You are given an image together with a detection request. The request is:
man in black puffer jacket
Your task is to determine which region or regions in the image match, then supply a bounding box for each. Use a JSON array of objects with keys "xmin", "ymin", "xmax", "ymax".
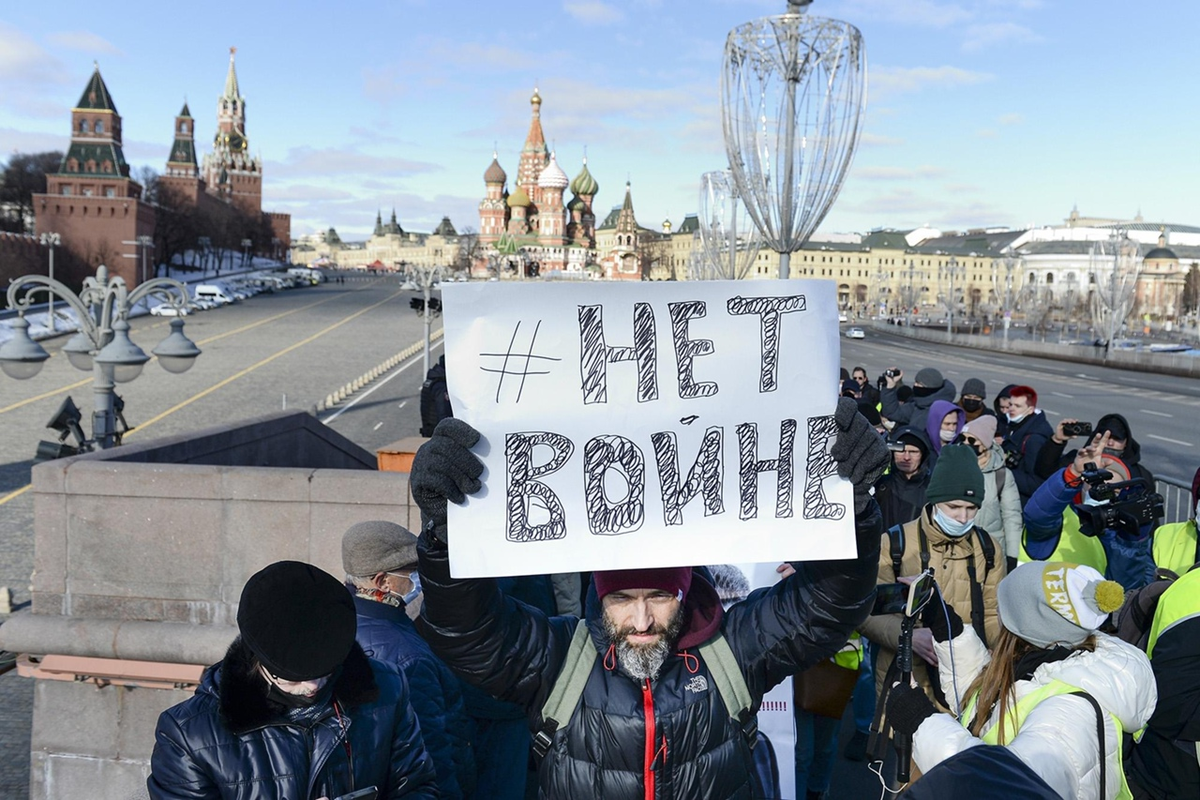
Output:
[
  {"xmin": 148, "ymin": 561, "xmax": 437, "ymax": 800},
  {"xmin": 411, "ymin": 397, "xmax": 888, "ymax": 800}
]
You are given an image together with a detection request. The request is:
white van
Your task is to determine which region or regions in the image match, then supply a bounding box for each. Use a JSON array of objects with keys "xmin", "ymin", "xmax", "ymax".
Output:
[
  {"xmin": 287, "ymin": 267, "xmax": 320, "ymax": 286},
  {"xmin": 194, "ymin": 284, "xmax": 237, "ymax": 305}
]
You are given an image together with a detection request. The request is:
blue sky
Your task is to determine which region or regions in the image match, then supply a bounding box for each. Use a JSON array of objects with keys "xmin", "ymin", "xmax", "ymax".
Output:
[{"xmin": 1, "ymin": 1, "xmax": 1196, "ymax": 240}]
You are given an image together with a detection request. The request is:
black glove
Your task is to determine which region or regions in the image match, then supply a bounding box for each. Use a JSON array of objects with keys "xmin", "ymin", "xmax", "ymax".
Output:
[
  {"xmin": 830, "ymin": 396, "xmax": 890, "ymax": 514},
  {"xmin": 919, "ymin": 586, "xmax": 964, "ymax": 642},
  {"xmin": 886, "ymin": 681, "xmax": 936, "ymax": 737},
  {"xmin": 410, "ymin": 418, "xmax": 484, "ymax": 542}
]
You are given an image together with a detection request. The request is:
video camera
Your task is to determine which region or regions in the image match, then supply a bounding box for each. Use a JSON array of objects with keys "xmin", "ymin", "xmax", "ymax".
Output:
[
  {"xmin": 1075, "ymin": 463, "xmax": 1164, "ymax": 537},
  {"xmin": 1001, "ymin": 439, "xmax": 1022, "ymax": 471}
]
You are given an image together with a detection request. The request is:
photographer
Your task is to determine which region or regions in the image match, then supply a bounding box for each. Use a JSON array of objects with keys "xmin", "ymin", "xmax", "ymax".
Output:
[
  {"xmin": 1034, "ymin": 414, "xmax": 1155, "ymax": 491},
  {"xmin": 879, "ymin": 367, "xmax": 956, "ymax": 434},
  {"xmin": 1020, "ymin": 431, "xmax": 1159, "ymax": 591}
]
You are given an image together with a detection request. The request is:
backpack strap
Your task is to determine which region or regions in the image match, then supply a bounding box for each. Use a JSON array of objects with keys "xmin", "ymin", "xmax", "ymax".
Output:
[
  {"xmin": 973, "ymin": 527, "xmax": 997, "ymax": 579},
  {"xmin": 887, "ymin": 524, "xmax": 906, "ymax": 580},
  {"xmin": 1069, "ymin": 690, "xmax": 1106, "ymax": 799},
  {"xmin": 698, "ymin": 634, "xmax": 758, "ymax": 750},
  {"xmin": 534, "ymin": 619, "xmax": 596, "ymax": 758},
  {"xmin": 994, "ymin": 468, "xmax": 1006, "ymax": 495}
]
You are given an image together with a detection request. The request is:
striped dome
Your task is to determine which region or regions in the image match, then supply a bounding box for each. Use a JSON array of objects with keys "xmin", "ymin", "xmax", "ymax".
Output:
[
  {"xmin": 537, "ymin": 152, "xmax": 569, "ymax": 190},
  {"xmin": 484, "ymin": 157, "xmax": 507, "ymax": 184},
  {"xmin": 571, "ymin": 159, "xmax": 599, "ymax": 196}
]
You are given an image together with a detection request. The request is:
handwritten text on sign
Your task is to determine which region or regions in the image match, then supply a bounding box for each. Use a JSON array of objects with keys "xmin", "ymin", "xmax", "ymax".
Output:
[{"xmin": 442, "ymin": 280, "xmax": 852, "ymax": 577}]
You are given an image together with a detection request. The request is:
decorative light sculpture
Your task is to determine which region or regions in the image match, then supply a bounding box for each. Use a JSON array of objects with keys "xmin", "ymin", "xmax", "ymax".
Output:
[
  {"xmin": 697, "ymin": 170, "xmax": 763, "ymax": 281},
  {"xmin": 1089, "ymin": 230, "xmax": 1142, "ymax": 359},
  {"xmin": 722, "ymin": 0, "xmax": 866, "ymax": 279}
]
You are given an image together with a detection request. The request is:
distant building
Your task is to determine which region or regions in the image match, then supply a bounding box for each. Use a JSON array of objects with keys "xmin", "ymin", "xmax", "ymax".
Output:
[{"xmin": 288, "ymin": 211, "xmax": 463, "ymax": 270}]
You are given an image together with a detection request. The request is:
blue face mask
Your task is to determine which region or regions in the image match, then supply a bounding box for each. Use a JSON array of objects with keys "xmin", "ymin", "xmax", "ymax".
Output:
[
  {"xmin": 401, "ymin": 572, "xmax": 423, "ymax": 605},
  {"xmin": 933, "ymin": 507, "xmax": 976, "ymax": 538}
]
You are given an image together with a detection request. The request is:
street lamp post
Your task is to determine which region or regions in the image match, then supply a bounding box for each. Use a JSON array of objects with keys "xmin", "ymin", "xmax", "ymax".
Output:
[
  {"xmin": 904, "ymin": 259, "xmax": 919, "ymax": 329},
  {"xmin": 0, "ymin": 264, "xmax": 201, "ymax": 449},
  {"xmin": 241, "ymin": 238, "xmax": 253, "ymax": 270},
  {"xmin": 136, "ymin": 235, "xmax": 154, "ymax": 284},
  {"xmin": 945, "ymin": 256, "xmax": 963, "ymax": 337},
  {"xmin": 403, "ymin": 263, "xmax": 443, "ymax": 377},
  {"xmin": 38, "ymin": 232, "xmax": 61, "ymax": 332}
]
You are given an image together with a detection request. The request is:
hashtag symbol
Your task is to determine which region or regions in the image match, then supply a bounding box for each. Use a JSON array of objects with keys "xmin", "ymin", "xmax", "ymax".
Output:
[{"xmin": 480, "ymin": 320, "xmax": 562, "ymax": 404}]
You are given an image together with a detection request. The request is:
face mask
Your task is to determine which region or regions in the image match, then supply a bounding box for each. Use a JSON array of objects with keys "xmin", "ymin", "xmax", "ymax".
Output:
[
  {"xmin": 261, "ymin": 668, "xmax": 330, "ymax": 708},
  {"xmin": 933, "ymin": 507, "xmax": 975, "ymax": 537},
  {"xmin": 939, "ymin": 428, "xmax": 957, "ymax": 443},
  {"xmin": 1103, "ymin": 447, "xmax": 1125, "ymax": 459},
  {"xmin": 400, "ymin": 572, "xmax": 423, "ymax": 605},
  {"xmin": 961, "ymin": 398, "xmax": 982, "ymax": 412},
  {"xmin": 1006, "ymin": 412, "xmax": 1026, "ymax": 424}
]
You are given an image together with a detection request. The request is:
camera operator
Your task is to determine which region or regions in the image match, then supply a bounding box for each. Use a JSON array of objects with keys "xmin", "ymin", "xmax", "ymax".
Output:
[
  {"xmin": 1020, "ymin": 431, "xmax": 1159, "ymax": 591},
  {"xmin": 880, "ymin": 367, "xmax": 956, "ymax": 434}
]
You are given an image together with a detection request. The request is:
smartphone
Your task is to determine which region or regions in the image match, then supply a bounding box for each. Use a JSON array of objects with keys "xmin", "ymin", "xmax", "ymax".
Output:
[
  {"xmin": 332, "ymin": 789, "xmax": 378, "ymax": 800},
  {"xmin": 1063, "ymin": 421, "xmax": 1093, "ymax": 438},
  {"xmin": 905, "ymin": 569, "xmax": 936, "ymax": 618},
  {"xmin": 872, "ymin": 583, "xmax": 907, "ymax": 615}
]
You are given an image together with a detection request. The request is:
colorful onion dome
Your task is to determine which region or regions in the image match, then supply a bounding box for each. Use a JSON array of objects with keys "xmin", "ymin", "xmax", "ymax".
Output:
[
  {"xmin": 537, "ymin": 152, "xmax": 569, "ymax": 190},
  {"xmin": 484, "ymin": 154, "xmax": 507, "ymax": 184},
  {"xmin": 507, "ymin": 186, "xmax": 531, "ymax": 207},
  {"xmin": 570, "ymin": 158, "xmax": 599, "ymax": 196}
]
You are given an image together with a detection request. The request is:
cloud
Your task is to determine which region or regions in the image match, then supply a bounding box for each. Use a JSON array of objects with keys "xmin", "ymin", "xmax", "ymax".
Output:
[
  {"xmin": 833, "ymin": 0, "xmax": 972, "ymax": 28},
  {"xmin": 854, "ymin": 164, "xmax": 947, "ymax": 181},
  {"xmin": 860, "ymin": 132, "xmax": 904, "ymax": 147},
  {"xmin": 266, "ymin": 146, "xmax": 443, "ymax": 180},
  {"xmin": 0, "ymin": 22, "xmax": 72, "ymax": 117},
  {"xmin": 870, "ymin": 65, "xmax": 993, "ymax": 98},
  {"xmin": 265, "ymin": 183, "xmax": 355, "ymax": 202},
  {"xmin": 46, "ymin": 31, "xmax": 123, "ymax": 56},
  {"xmin": 975, "ymin": 128, "xmax": 998, "ymax": 138},
  {"xmin": 563, "ymin": 1, "xmax": 625, "ymax": 24},
  {"xmin": 962, "ymin": 22, "xmax": 1043, "ymax": 52},
  {"xmin": 0, "ymin": 127, "xmax": 67, "ymax": 156},
  {"xmin": 998, "ymin": 113, "xmax": 1024, "ymax": 126}
]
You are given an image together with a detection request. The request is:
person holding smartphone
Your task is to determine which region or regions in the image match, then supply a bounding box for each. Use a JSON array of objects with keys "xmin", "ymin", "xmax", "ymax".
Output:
[{"xmin": 148, "ymin": 561, "xmax": 437, "ymax": 799}]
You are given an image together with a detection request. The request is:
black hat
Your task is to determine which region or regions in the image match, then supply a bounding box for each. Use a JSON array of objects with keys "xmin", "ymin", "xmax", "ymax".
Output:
[
  {"xmin": 961, "ymin": 378, "xmax": 987, "ymax": 399},
  {"xmin": 857, "ymin": 399, "xmax": 882, "ymax": 426},
  {"xmin": 237, "ymin": 561, "xmax": 357, "ymax": 681}
]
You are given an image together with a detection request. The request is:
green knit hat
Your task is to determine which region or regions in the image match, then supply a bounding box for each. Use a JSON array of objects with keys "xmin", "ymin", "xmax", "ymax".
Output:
[{"xmin": 926, "ymin": 444, "xmax": 985, "ymax": 506}]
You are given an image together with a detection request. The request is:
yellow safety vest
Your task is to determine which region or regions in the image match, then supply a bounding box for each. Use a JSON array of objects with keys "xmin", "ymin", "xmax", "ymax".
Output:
[
  {"xmin": 1151, "ymin": 521, "xmax": 1199, "ymax": 577},
  {"xmin": 833, "ymin": 633, "xmax": 864, "ymax": 671},
  {"xmin": 1019, "ymin": 508, "xmax": 1107, "ymax": 575},
  {"xmin": 962, "ymin": 678, "xmax": 1132, "ymax": 799},
  {"xmin": 1142, "ymin": 568, "xmax": 1200, "ymax": 764}
]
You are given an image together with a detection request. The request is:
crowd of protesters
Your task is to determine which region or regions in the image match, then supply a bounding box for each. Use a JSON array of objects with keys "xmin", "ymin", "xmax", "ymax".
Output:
[{"xmin": 143, "ymin": 356, "xmax": 1200, "ymax": 799}]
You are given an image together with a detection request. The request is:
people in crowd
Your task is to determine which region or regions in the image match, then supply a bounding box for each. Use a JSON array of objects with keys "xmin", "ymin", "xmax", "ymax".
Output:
[
  {"xmin": 1000, "ymin": 385, "xmax": 1054, "ymax": 507},
  {"xmin": 880, "ymin": 367, "xmax": 957, "ymax": 434},
  {"xmin": 857, "ymin": 398, "xmax": 888, "ymax": 438},
  {"xmin": 861, "ymin": 445, "xmax": 1004, "ymax": 717},
  {"xmin": 960, "ymin": 416, "xmax": 1023, "ymax": 573},
  {"xmin": 408, "ymin": 400, "xmax": 889, "ymax": 800},
  {"xmin": 841, "ymin": 378, "xmax": 862, "ymax": 399},
  {"xmin": 1021, "ymin": 430, "xmax": 1157, "ymax": 591},
  {"xmin": 852, "ymin": 365, "xmax": 880, "ymax": 406},
  {"xmin": 419, "ymin": 354, "xmax": 453, "ymax": 438},
  {"xmin": 1150, "ymin": 467, "xmax": 1200, "ymax": 574},
  {"xmin": 343, "ymin": 520, "xmax": 477, "ymax": 799},
  {"xmin": 993, "ymin": 384, "xmax": 1016, "ymax": 442},
  {"xmin": 1127, "ymin": 564, "xmax": 1200, "ymax": 798},
  {"xmin": 148, "ymin": 561, "xmax": 437, "ymax": 799},
  {"xmin": 885, "ymin": 561, "xmax": 1156, "ymax": 800},
  {"xmin": 873, "ymin": 426, "xmax": 933, "ymax": 529},
  {"xmin": 956, "ymin": 377, "xmax": 993, "ymax": 424},
  {"xmin": 924, "ymin": 399, "xmax": 965, "ymax": 462}
]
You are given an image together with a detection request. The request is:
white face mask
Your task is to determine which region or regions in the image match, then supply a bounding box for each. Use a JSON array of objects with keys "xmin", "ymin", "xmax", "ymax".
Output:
[
  {"xmin": 1006, "ymin": 411, "xmax": 1026, "ymax": 424},
  {"xmin": 933, "ymin": 507, "xmax": 976, "ymax": 537},
  {"xmin": 939, "ymin": 428, "xmax": 957, "ymax": 443}
]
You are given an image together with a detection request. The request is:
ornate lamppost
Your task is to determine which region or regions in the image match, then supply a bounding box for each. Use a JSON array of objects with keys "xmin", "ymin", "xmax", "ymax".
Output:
[
  {"xmin": 721, "ymin": 0, "xmax": 866, "ymax": 279},
  {"xmin": 0, "ymin": 264, "xmax": 201, "ymax": 449}
]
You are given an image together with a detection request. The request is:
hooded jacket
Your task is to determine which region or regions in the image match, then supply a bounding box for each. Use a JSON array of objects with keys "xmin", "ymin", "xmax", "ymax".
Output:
[
  {"xmin": 415, "ymin": 504, "xmax": 883, "ymax": 800},
  {"xmin": 1002, "ymin": 408, "xmax": 1054, "ymax": 505},
  {"xmin": 1033, "ymin": 413, "xmax": 1156, "ymax": 488},
  {"xmin": 148, "ymin": 638, "xmax": 437, "ymax": 800},
  {"xmin": 915, "ymin": 629, "xmax": 1157, "ymax": 800},
  {"xmin": 354, "ymin": 595, "xmax": 477, "ymax": 799},
  {"xmin": 859, "ymin": 506, "xmax": 1004, "ymax": 711},
  {"xmin": 925, "ymin": 399, "xmax": 965, "ymax": 458},
  {"xmin": 974, "ymin": 445, "xmax": 1024, "ymax": 562},
  {"xmin": 880, "ymin": 378, "xmax": 957, "ymax": 433}
]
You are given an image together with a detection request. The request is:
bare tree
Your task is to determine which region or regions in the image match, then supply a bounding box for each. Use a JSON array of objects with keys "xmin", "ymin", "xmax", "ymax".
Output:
[{"xmin": 0, "ymin": 151, "xmax": 63, "ymax": 232}]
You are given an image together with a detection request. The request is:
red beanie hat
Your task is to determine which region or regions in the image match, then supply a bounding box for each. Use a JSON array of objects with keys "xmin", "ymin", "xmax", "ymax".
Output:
[{"xmin": 594, "ymin": 567, "xmax": 693, "ymax": 602}]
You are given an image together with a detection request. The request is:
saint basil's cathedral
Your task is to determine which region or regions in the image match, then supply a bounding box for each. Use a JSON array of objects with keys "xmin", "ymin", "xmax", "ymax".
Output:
[{"xmin": 478, "ymin": 89, "xmax": 646, "ymax": 281}]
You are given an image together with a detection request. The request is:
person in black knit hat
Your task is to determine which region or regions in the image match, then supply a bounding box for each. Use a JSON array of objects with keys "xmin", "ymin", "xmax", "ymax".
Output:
[{"xmin": 148, "ymin": 561, "xmax": 438, "ymax": 799}]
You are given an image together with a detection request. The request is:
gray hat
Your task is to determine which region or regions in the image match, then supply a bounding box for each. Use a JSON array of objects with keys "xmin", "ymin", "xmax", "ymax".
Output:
[
  {"xmin": 997, "ymin": 561, "xmax": 1126, "ymax": 648},
  {"xmin": 961, "ymin": 378, "xmax": 987, "ymax": 399},
  {"xmin": 342, "ymin": 520, "xmax": 418, "ymax": 577},
  {"xmin": 914, "ymin": 367, "xmax": 944, "ymax": 388}
]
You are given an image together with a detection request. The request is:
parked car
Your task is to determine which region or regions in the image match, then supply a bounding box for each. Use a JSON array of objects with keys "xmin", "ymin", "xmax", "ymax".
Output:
[
  {"xmin": 838, "ymin": 313, "xmax": 848, "ymax": 323},
  {"xmin": 150, "ymin": 303, "xmax": 190, "ymax": 317},
  {"xmin": 845, "ymin": 327, "xmax": 865, "ymax": 339}
]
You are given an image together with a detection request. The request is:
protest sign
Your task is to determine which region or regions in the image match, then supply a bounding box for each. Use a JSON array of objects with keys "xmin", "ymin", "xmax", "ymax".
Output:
[{"xmin": 442, "ymin": 279, "xmax": 852, "ymax": 577}]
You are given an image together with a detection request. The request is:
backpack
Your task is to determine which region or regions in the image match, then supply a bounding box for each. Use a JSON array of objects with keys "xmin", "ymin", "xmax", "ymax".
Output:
[
  {"xmin": 533, "ymin": 620, "xmax": 758, "ymax": 759},
  {"xmin": 887, "ymin": 520, "xmax": 996, "ymax": 647}
]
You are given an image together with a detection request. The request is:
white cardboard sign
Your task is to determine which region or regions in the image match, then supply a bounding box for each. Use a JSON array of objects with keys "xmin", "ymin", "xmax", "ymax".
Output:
[{"xmin": 442, "ymin": 280, "xmax": 853, "ymax": 578}]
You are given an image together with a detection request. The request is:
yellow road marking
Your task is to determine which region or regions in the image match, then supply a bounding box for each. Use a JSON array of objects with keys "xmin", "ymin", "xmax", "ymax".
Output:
[
  {"xmin": 0, "ymin": 379, "xmax": 92, "ymax": 415},
  {"xmin": 128, "ymin": 289, "xmax": 406, "ymax": 438}
]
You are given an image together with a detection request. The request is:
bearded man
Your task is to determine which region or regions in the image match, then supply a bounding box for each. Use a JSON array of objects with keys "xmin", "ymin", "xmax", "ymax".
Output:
[{"xmin": 409, "ymin": 397, "xmax": 889, "ymax": 800}]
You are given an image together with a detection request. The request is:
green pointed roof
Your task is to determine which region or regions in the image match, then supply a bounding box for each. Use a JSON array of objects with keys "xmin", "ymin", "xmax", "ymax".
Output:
[
  {"xmin": 75, "ymin": 65, "xmax": 118, "ymax": 113},
  {"xmin": 495, "ymin": 232, "xmax": 521, "ymax": 255},
  {"xmin": 433, "ymin": 216, "xmax": 457, "ymax": 237},
  {"xmin": 570, "ymin": 159, "xmax": 598, "ymax": 196},
  {"xmin": 179, "ymin": 101, "xmax": 192, "ymax": 118},
  {"xmin": 224, "ymin": 48, "xmax": 242, "ymax": 100}
]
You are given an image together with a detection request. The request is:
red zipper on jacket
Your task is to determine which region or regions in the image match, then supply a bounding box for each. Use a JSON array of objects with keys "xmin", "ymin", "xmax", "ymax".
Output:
[{"xmin": 642, "ymin": 678, "xmax": 656, "ymax": 800}]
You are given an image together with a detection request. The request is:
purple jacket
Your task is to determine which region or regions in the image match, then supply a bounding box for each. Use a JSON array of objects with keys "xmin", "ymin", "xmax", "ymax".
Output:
[{"xmin": 925, "ymin": 399, "xmax": 965, "ymax": 454}]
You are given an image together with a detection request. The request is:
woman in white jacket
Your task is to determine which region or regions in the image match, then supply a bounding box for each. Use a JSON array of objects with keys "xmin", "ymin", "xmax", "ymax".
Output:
[{"xmin": 885, "ymin": 561, "xmax": 1157, "ymax": 799}]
